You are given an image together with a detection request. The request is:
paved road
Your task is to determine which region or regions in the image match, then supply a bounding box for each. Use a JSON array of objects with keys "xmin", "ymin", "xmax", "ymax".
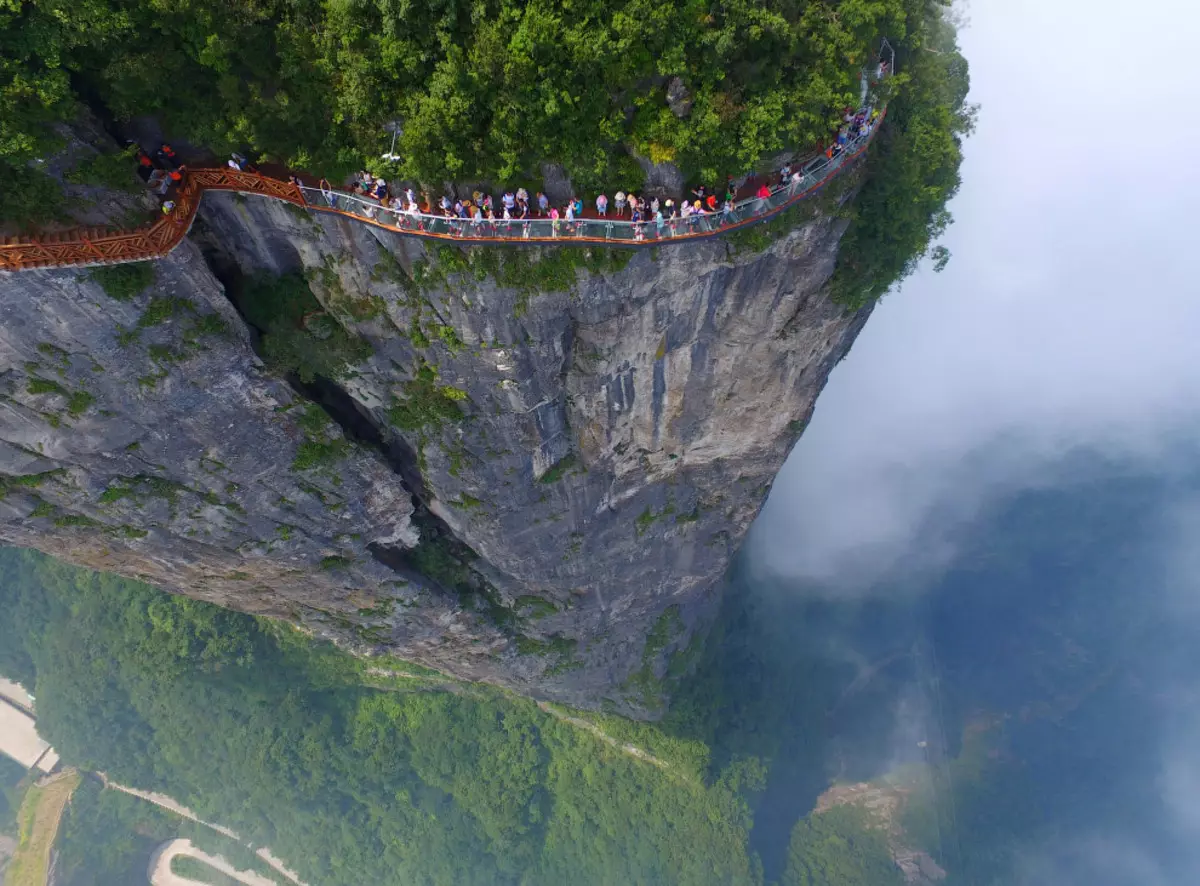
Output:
[{"xmin": 147, "ymin": 839, "xmax": 278, "ymax": 886}]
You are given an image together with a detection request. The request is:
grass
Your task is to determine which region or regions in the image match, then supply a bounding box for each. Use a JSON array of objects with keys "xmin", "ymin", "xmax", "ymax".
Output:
[
  {"xmin": 515, "ymin": 596, "xmax": 559, "ymax": 619},
  {"xmin": 138, "ymin": 296, "xmax": 189, "ymax": 328},
  {"xmin": 385, "ymin": 363, "xmax": 466, "ymax": 433},
  {"xmin": 538, "ymin": 453, "xmax": 577, "ymax": 484},
  {"xmin": 88, "ymin": 262, "xmax": 155, "ymax": 301},
  {"xmin": 26, "ymin": 378, "xmax": 67, "ymax": 397},
  {"xmin": 5, "ymin": 770, "xmax": 82, "ymax": 886},
  {"xmin": 169, "ymin": 854, "xmax": 252, "ymax": 886},
  {"xmin": 0, "ymin": 470, "xmax": 63, "ymax": 499}
]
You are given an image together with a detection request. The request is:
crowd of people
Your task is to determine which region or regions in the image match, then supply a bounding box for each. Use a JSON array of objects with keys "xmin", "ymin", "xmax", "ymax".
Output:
[
  {"xmin": 309, "ymin": 102, "xmax": 882, "ymax": 240},
  {"xmin": 122, "ymin": 90, "xmax": 881, "ymax": 238},
  {"xmin": 134, "ymin": 142, "xmax": 189, "ymax": 215}
]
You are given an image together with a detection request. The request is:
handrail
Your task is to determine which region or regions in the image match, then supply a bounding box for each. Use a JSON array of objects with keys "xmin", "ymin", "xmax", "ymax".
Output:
[{"xmin": 0, "ymin": 110, "xmax": 884, "ymax": 273}]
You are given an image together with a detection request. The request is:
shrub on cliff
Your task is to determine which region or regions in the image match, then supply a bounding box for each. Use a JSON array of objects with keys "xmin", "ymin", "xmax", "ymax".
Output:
[{"xmin": 238, "ymin": 272, "xmax": 371, "ymax": 382}]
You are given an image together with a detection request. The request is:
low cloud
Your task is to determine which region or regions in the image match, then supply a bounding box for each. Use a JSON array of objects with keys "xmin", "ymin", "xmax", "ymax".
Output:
[{"xmin": 749, "ymin": 0, "xmax": 1200, "ymax": 592}]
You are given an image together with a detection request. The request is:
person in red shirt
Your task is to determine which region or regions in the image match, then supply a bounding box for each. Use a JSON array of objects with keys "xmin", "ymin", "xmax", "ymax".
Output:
[
  {"xmin": 705, "ymin": 194, "xmax": 718, "ymax": 212},
  {"xmin": 136, "ymin": 149, "xmax": 155, "ymax": 182},
  {"xmin": 755, "ymin": 183, "xmax": 772, "ymax": 213}
]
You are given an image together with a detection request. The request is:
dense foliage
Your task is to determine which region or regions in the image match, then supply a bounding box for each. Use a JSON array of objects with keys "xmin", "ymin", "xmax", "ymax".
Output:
[
  {"xmin": 8, "ymin": 458, "xmax": 1167, "ymax": 886},
  {"xmin": 0, "ymin": 548, "xmax": 764, "ymax": 886},
  {"xmin": 831, "ymin": 5, "xmax": 974, "ymax": 305},
  {"xmin": 0, "ymin": 755, "xmax": 27, "ymax": 835},
  {"xmin": 235, "ymin": 272, "xmax": 372, "ymax": 382},
  {"xmin": 779, "ymin": 805, "xmax": 905, "ymax": 886},
  {"xmin": 1, "ymin": 0, "xmax": 967, "ymax": 281},
  {"xmin": 53, "ymin": 777, "xmax": 285, "ymax": 886}
]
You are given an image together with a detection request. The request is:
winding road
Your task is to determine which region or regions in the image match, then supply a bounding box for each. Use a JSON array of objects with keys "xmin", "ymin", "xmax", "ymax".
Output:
[
  {"xmin": 147, "ymin": 839, "xmax": 277, "ymax": 886},
  {"xmin": 98, "ymin": 774, "xmax": 308, "ymax": 886}
]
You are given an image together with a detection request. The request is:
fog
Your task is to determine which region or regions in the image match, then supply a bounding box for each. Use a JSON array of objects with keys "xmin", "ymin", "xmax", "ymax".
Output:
[
  {"xmin": 742, "ymin": 0, "xmax": 1200, "ymax": 881},
  {"xmin": 750, "ymin": 0, "xmax": 1200, "ymax": 590}
]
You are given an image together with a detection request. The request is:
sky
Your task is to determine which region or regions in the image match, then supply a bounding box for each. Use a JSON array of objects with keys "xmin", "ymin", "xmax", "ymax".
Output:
[
  {"xmin": 746, "ymin": 1, "xmax": 1200, "ymax": 881},
  {"xmin": 750, "ymin": 0, "xmax": 1200, "ymax": 590}
]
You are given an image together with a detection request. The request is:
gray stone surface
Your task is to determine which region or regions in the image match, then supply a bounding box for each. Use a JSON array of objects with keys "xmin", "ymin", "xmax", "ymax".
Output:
[{"xmin": 0, "ymin": 188, "xmax": 870, "ymax": 716}]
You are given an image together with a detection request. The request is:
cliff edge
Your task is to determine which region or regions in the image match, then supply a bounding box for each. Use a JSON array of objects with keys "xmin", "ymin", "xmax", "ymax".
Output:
[{"xmin": 0, "ymin": 190, "xmax": 868, "ymax": 714}]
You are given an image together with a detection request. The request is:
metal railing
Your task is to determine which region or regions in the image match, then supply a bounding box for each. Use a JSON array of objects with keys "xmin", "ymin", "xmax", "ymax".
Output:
[
  {"xmin": 295, "ymin": 114, "xmax": 883, "ymax": 247},
  {"xmin": 0, "ymin": 88, "xmax": 886, "ymax": 270}
]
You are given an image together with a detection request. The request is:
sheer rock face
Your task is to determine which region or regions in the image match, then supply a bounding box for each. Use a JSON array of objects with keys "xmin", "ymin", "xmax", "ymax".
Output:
[{"xmin": 0, "ymin": 191, "xmax": 869, "ymax": 715}]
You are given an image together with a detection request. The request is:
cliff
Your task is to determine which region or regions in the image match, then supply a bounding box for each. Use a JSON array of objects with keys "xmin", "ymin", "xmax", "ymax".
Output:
[{"xmin": 0, "ymin": 190, "xmax": 869, "ymax": 714}]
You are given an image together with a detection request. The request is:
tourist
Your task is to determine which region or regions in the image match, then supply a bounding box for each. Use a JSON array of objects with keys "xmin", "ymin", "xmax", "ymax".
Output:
[
  {"xmin": 779, "ymin": 163, "xmax": 791, "ymax": 185},
  {"xmin": 536, "ymin": 191, "xmax": 549, "ymax": 216},
  {"xmin": 614, "ymin": 190, "xmax": 626, "ymax": 218},
  {"xmin": 691, "ymin": 184, "xmax": 707, "ymax": 205},
  {"xmin": 136, "ymin": 149, "xmax": 155, "ymax": 182},
  {"xmin": 655, "ymin": 209, "xmax": 665, "ymax": 237},
  {"xmin": 573, "ymin": 196, "xmax": 583, "ymax": 218},
  {"xmin": 156, "ymin": 143, "xmax": 179, "ymax": 169},
  {"xmin": 723, "ymin": 196, "xmax": 735, "ymax": 218},
  {"xmin": 440, "ymin": 195, "xmax": 452, "ymax": 216},
  {"xmin": 755, "ymin": 183, "xmax": 771, "ymax": 213},
  {"xmin": 594, "ymin": 193, "xmax": 607, "ymax": 217},
  {"xmin": 161, "ymin": 200, "xmax": 176, "ymax": 215},
  {"xmin": 318, "ymin": 178, "xmax": 337, "ymax": 208},
  {"xmin": 704, "ymin": 193, "xmax": 717, "ymax": 213},
  {"xmin": 288, "ymin": 174, "xmax": 302, "ymax": 187},
  {"xmin": 503, "ymin": 191, "xmax": 516, "ymax": 213}
]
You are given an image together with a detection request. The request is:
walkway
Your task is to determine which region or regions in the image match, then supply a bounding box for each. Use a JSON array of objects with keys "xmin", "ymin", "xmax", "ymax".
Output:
[{"xmin": 0, "ymin": 109, "xmax": 884, "ymax": 273}]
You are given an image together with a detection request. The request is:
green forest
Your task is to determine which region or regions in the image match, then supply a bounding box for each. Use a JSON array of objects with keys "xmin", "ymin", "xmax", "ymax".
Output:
[
  {"xmin": 3, "ymin": 458, "xmax": 1177, "ymax": 885},
  {"xmin": 0, "ymin": 0, "xmax": 972, "ymax": 301},
  {"xmin": 0, "ymin": 545, "xmax": 910, "ymax": 886}
]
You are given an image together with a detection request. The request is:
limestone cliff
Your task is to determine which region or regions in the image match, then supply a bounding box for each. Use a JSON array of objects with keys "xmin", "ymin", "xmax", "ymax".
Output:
[{"xmin": 0, "ymin": 190, "xmax": 869, "ymax": 714}]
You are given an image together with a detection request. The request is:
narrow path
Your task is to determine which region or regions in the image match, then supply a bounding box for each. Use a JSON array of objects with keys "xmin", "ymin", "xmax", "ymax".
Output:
[
  {"xmin": 536, "ymin": 702, "xmax": 669, "ymax": 769},
  {"xmin": 147, "ymin": 839, "xmax": 276, "ymax": 886},
  {"xmin": 0, "ymin": 107, "xmax": 884, "ymax": 272},
  {"xmin": 98, "ymin": 775, "xmax": 308, "ymax": 886}
]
